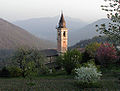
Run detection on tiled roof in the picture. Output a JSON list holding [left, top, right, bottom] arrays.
[[40, 49, 58, 57]]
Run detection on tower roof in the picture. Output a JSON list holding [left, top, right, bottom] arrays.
[[58, 13, 66, 28]]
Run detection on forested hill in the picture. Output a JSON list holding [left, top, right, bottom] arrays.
[[70, 36, 108, 49]]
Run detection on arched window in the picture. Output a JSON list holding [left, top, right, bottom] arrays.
[[58, 32, 60, 36], [63, 31, 66, 37]]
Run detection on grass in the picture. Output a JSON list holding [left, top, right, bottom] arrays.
[[0, 76, 78, 91], [0, 75, 119, 91], [0, 67, 120, 91]]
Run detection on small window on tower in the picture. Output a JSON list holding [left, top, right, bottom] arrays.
[[58, 32, 60, 36], [63, 31, 66, 37]]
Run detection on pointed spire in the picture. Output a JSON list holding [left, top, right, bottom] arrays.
[[58, 12, 66, 28]]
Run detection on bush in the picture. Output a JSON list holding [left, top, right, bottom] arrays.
[[85, 42, 101, 58], [96, 43, 117, 66], [75, 62, 102, 84], [82, 51, 92, 63], [8, 66, 22, 77], [0, 67, 10, 77], [12, 47, 45, 78], [56, 55, 63, 69], [38, 65, 49, 75], [58, 49, 82, 75]]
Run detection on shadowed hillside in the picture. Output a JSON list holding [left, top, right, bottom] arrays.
[[70, 18, 110, 45], [70, 36, 108, 49], [0, 18, 56, 50]]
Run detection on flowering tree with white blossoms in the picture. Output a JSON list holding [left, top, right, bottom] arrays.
[[75, 63, 102, 83]]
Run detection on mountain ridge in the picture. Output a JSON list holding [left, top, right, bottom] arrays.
[[0, 18, 56, 50], [13, 16, 88, 45], [13, 17, 110, 46]]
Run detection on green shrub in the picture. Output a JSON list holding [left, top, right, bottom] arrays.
[[59, 49, 82, 74], [8, 66, 22, 77], [0, 67, 10, 77], [75, 62, 102, 84], [56, 55, 63, 69], [51, 68, 56, 73], [38, 65, 49, 75], [85, 42, 101, 58], [12, 47, 45, 78], [24, 61, 37, 78], [81, 51, 92, 63]]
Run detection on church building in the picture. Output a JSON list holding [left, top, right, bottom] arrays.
[[41, 13, 68, 67], [56, 13, 68, 54]]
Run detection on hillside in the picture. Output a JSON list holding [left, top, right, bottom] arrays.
[[0, 18, 56, 50], [13, 16, 87, 46], [13, 18, 110, 46], [70, 18, 110, 45], [70, 36, 108, 49]]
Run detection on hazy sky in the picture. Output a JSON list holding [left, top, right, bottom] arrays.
[[0, 0, 107, 23]]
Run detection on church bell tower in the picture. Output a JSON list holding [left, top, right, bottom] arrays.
[[56, 12, 68, 53]]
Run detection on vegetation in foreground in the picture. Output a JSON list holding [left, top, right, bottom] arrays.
[[0, 41, 119, 91], [0, 66, 120, 91]]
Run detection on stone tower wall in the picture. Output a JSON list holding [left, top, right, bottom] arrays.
[[57, 28, 68, 53]]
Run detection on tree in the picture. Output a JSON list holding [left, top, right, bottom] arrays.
[[96, 43, 117, 66], [12, 48, 45, 78], [96, 0, 120, 44], [59, 49, 82, 74], [7, 66, 22, 77], [85, 42, 101, 58], [0, 67, 10, 77]]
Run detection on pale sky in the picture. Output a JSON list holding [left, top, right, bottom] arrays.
[[0, 0, 107, 23]]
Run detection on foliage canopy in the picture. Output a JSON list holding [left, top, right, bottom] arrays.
[[96, 0, 120, 44], [57, 49, 82, 74]]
